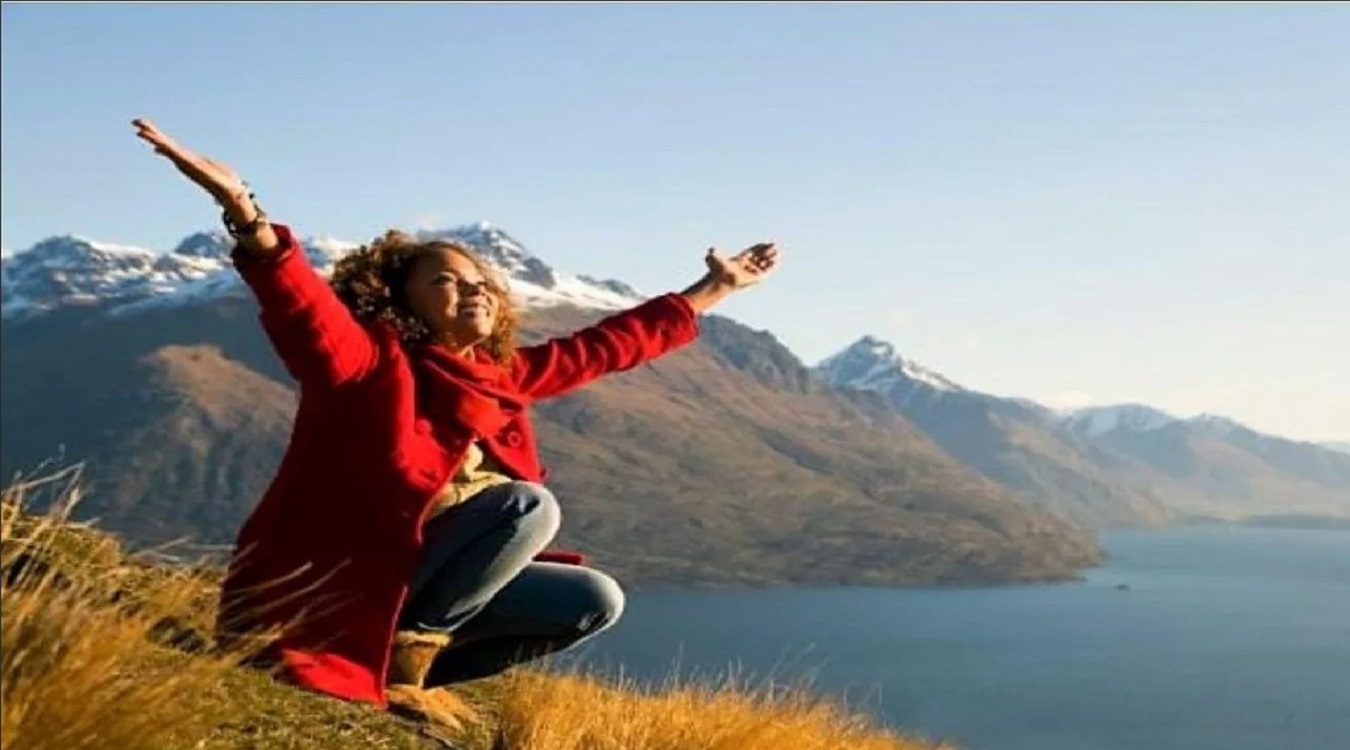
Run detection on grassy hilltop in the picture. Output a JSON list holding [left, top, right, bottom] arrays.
[[1, 467, 952, 750]]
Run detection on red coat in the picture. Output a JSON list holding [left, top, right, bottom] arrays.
[[217, 224, 699, 707]]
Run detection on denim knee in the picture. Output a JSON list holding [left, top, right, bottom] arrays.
[[502, 482, 561, 549], [573, 568, 626, 636]]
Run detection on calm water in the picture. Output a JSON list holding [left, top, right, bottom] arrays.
[[572, 527, 1350, 750]]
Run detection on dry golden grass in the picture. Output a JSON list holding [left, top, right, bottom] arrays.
[[0, 466, 958, 750], [0, 466, 241, 750], [489, 669, 953, 750]]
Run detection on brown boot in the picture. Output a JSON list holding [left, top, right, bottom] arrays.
[[385, 631, 478, 733]]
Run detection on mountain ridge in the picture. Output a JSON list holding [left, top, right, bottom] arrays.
[[1, 226, 1332, 450], [1, 223, 642, 322], [816, 336, 1350, 527], [6, 223, 1343, 548], [1, 225, 1101, 587]]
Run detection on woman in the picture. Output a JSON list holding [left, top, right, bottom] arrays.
[[132, 119, 780, 729]]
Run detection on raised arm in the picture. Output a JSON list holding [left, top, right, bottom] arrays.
[[133, 119, 377, 389], [511, 293, 700, 400], [230, 224, 379, 388], [512, 241, 781, 400]]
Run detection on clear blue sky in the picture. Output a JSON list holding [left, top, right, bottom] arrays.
[[3, 3, 1347, 441]]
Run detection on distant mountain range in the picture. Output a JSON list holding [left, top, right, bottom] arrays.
[[817, 337, 1350, 527], [1, 222, 640, 321], [3, 222, 1346, 588]]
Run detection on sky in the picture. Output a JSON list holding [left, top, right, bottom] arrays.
[[2, 3, 1347, 442]]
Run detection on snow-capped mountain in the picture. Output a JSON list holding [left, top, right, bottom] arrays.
[[417, 222, 641, 304], [1062, 407, 1288, 444], [1325, 442, 1350, 455], [815, 335, 1350, 527], [815, 335, 965, 406], [1, 222, 642, 322], [814, 335, 1177, 527], [1061, 404, 1179, 438], [2, 234, 229, 318]]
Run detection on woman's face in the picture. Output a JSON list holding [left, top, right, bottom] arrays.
[[403, 246, 500, 352]]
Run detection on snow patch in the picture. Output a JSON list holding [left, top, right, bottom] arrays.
[[1063, 404, 1178, 436], [816, 335, 963, 396], [2, 222, 644, 322]]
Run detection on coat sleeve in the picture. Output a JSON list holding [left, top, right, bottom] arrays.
[[511, 293, 700, 400], [231, 224, 379, 389]]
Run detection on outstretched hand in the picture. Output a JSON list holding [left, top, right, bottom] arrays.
[[679, 241, 782, 313], [704, 242, 780, 290], [133, 118, 277, 252], [132, 118, 249, 209]]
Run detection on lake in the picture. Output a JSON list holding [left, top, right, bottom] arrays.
[[572, 526, 1350, 750]]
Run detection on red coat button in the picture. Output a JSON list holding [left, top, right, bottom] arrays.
[[503, 431, 524, 448], [414, 419, 432, 436]]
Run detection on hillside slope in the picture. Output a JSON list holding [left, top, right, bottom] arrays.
[[1, 298, 1100, 587]]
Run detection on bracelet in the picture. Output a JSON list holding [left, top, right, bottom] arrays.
[[220, 186, 270, 239]]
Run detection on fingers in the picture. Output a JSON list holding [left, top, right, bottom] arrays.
[[733, 242, 780, 273], [736, 241, 777, 258], [130, 118, 244, 203], [131, 117, 159, 137], [754, 245, 779, 270], [132, 117, 192, 162], [705, 241, 780, 288], [132, 118, 171, 151]]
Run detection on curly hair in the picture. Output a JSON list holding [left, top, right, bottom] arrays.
[[330, 230, 519, 364]]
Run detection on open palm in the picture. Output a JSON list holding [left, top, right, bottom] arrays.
[[705, 242, 780, 289], [132, 118, 247, 206]]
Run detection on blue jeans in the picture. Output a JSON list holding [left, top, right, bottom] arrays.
[[398, 481, 626, 685]]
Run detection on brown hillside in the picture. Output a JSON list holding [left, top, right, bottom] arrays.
[[0, 298, 1100, 586]]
